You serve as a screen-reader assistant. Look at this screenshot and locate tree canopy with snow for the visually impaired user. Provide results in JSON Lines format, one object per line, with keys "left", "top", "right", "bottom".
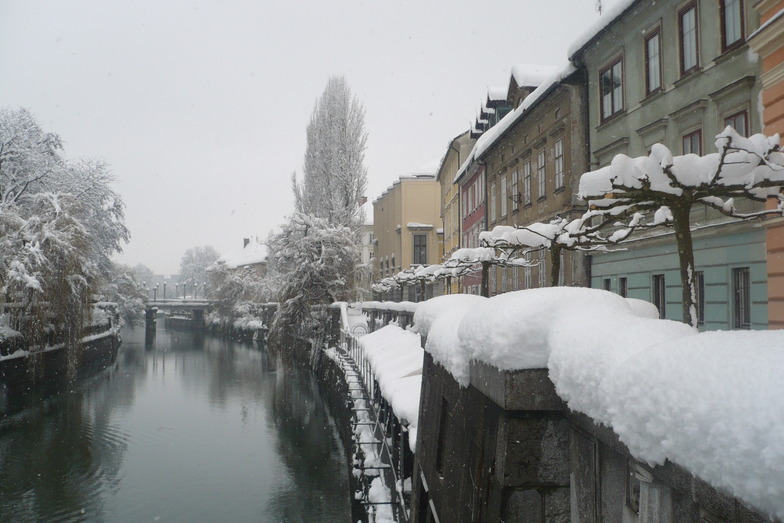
{"left": 578, "top": 127, "right": 784, "bottom": 327}
{"left": 266, "top": 213, "right": 358, "bottom": 359}
{"left": 292, "top": 76, "right": 368, "bottom": 229}
{"left": 179, "top": 245, "right": 220, "bottom": 289}
{"left": 0, "top": 108, "right": 129, "bottom": 354}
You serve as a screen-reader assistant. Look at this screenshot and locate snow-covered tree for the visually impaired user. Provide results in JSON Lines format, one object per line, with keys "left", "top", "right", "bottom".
{"left": 100, "top": 263, "right": 147, "bottom": 327}
{"left": 292, "top": 76, "right": 368, "bottom": 229}
{"left": 445, "top": 246, "right": 534, "bottom": 297}
{"left": 179, "top": 245, "right": 220, "bottom": 291}
{"left": 266, "top": 213, "right": 357, "bottom": 360}
{"left": 0, "top": 108, "right": 129, "bottom": 366}
{"left": 206, "top": 260, "right": 271, "bottom": 331}
{"left": 578, "top": 127, "right": 784, "bottom": 327}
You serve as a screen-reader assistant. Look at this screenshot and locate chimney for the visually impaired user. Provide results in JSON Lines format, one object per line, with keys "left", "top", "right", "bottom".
{"left": 243, "top": 238, "right": 250, "bottom": 248}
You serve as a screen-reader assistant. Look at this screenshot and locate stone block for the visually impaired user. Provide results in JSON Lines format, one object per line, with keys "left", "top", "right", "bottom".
{"left": 469, "top": 361, "right": 566, "bottom": 411}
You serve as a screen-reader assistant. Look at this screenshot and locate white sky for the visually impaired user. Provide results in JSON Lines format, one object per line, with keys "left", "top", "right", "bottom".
{"left": 0, "top": 0, "right": 621, "bottom": 275}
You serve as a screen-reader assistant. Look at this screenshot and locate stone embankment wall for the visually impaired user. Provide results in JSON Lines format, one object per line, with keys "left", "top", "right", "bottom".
{"left": 410, "top": 351, "right": 777, "bottom": 523}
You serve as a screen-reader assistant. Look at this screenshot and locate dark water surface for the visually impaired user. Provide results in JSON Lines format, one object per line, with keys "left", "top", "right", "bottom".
{"left": 0, "top": 325, "right": 350, "bottom": 522}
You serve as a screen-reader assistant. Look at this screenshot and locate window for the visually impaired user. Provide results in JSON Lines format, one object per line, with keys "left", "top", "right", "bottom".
{"left": 554, "top": 138, "right": 564, "bottom": 189}
{"left": 391, "top": 255, "right": 396, "bottom": 271}
{"left": 732, "top": 267, "right": 751, "bottom": 329}
{"left": 724, "top": 111, "right": 748, "bottom": 136}
{"left": 538, "top": 249, "right": 547, "bottom": 288}
{"left": 413, "top": 234, "right": 427, "bottom": 265}
{"left": 603, "top": 278, "right": 612, "bottom": 291}
{"left": 695, "top": 271, "right": 705, "bottom": 326}
{"left": 490, "top": 182, "right": 497, "bottom": 222}
{"left": 653, "top": 274, "right": 666, "bottom": 319}
{"left": 679, "top": 2, "right": 699, "bottom": 74}
{"left": 721, "top": 0, "right": 744, "bottom": 51}
{"left": 500, "top": 176, "right": 507, "bottom": 217}
{"left": 524, "top": 252, "right": 532, "bottom": 289}
{"left": 600, "top": 57, "right": 624, "bottom": 120}
{"left": 511, "top": 169, "right": 520, "bottom": 211}
{"left": 537, "top": 150, "right": 546, "bottom": 199}
{"left": 682, "top": 129, "right": 702, "bottom": 155}
{"left": 644, "top": 28, "right": 662, "bottom": 94}
{"left": 619, "top": 277, "right": 628, "bottom": 298}
{"left": 523, "top": 161, "right": 532, "bottom": 205}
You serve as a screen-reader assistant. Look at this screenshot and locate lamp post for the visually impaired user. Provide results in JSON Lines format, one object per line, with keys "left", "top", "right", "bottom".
{"left": 175, "top": 283, "right": 179, "bottom": 299}
{"left": 153, "top": 284, "right": 158, "bottom": 301}
{"left": 163, "top": 282, "right": 167, "bottom": 300}
{"left": 183, "top": 282, "right": 187, "bottom": 300}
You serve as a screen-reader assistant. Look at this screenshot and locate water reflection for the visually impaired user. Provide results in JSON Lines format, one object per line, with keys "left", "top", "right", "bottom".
{"left": 0, "top": 324, "right": 349, "bottom": 522}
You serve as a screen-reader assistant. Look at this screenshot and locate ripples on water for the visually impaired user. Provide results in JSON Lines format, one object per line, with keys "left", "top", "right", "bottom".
{"left": 0, "top": 325, "right": 350, "bottom": 522}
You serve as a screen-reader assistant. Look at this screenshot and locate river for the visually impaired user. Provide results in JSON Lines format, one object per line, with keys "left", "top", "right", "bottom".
{"left": 0, "top": 324, "right": 350, "bottom": 522}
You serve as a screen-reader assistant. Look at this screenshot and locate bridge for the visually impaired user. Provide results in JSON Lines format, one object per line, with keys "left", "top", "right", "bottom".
{"left": 144, "top": 299, "right": 214, "bottom": 330}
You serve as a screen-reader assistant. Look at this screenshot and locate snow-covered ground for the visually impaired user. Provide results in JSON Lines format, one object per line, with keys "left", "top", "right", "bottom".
{"left": 412, "top": 287, "right": 784, "bottom": 518}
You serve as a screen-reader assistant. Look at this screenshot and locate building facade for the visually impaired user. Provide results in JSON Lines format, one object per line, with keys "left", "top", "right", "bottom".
{"left": 482, "top": 68, "right": 591, "bottom": 295}
{"left": 571, "top": 0, "right": 767, "bottom": 329}
{"left": 749, "top": 0, "right": 784, "bottom": 329}
{"left": 436, "top": 131, "right": 475, "bottom": 295}
{"left": 373, "top": 173, "right": 442, "bottom": 301}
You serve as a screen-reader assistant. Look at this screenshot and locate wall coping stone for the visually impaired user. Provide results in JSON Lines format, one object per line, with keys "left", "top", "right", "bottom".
{"left": 469, "top": 361, "right": 566, "bottom": 411}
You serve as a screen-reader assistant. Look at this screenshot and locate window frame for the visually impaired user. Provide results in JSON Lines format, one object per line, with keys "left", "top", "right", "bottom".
{"left": 695, "top": 270, "right": 705, "bottom": 326}
{"left": 554, "top": 138, "right": 564, "bottom": 190}
{"left": 489, "top": 181, "right": 497, "bottom": 223}
{"left": 537, "top": 149, "right": 546, "bottom": 200}
{"left": 619, "top": 277, "right": 628, "bottom": 298}
{"left": 720, "top": 0, "right": 744, "bottom": 52}
{"left": 413, "top": 234, "right": 427, "bottom": 265}
{"left": 682, "top": 129, "right": 702, "bottom": 155}
{"left": 644, "top": 26, "right": 662, "bottom": 96}
{"left": 500, "top": 175, "right": 508, "bottom": 217}
{"left": 732, "top": 267, "right": 751, "bottom": 329}
{"left": 599, "top": 55, "right": 624, "bottom": 121}
{"left": 678, "top": 1, "right": 699, "bottom": 76}
{"left": 523, "top": 160, "right": 532, "bottom": 206}
{"left": 511, "top": 169, "right": 520, "bottom": 211}
{"left": 724, "top": 110, "right": 748, "bottom": 137}
{"left": 652, "top": 274, "right": 666, "bottom": 319}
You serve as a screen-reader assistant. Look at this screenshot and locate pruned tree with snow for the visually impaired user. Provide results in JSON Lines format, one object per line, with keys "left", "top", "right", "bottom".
{"left": 578, "top": 127, "right": 784, "bottom": 327}
{"left": 292, "top": 76, "right": 368, "bottom": 229}
{"left": 266, "top": 213, "right": 358, "bottom": 360}
{"left": 206, "top": 260, "right": 272, "bottom": 331}
{"left": 446, "top": 246, "right": 534, "bottom": 297}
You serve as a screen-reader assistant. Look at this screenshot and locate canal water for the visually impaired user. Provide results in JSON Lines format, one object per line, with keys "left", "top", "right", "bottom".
{"left": 0, "top": 324, "right": 350, "bottom": 522}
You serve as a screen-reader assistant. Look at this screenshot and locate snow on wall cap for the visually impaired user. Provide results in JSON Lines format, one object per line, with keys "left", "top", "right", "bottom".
{"left": 567, "top": 0, "right": 638, "bottom": 59}
{"left": 511, "top": 64, "right": 560, "bottom": 87}
{"left": 454, "top": 61, "right": 575, "bottom": 185}
{"left": 407, "top": 222, "right": 433, "bottom": 229}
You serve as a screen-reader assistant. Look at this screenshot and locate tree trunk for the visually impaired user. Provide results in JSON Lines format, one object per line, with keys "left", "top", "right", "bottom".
{"left": 672, "top": 203, "right": 698, "bottom": 328}
{"left": 550, "top": 246, "right": 562, "bottom": 287}
{"left": 481, "top": 261, "right": 490, "bottom": 298}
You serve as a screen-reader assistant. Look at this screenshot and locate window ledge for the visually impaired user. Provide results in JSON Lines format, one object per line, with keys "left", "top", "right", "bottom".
{"left": 537, "top": 196, "right": 547, "bottom": 203}
{"left": 597, "top": 110, "right": 627, "bottom": 130}
{"left": 640, "top": 88, "right": 665, "bottom": 106}
{"left": 554, "top": 186, "right": 565, "bottom": 194}
{"left": 714, "top": 43, "right": 745, "bottom": 65}
{"left": 674, "top": 67, "right": 702, "bottom": 88}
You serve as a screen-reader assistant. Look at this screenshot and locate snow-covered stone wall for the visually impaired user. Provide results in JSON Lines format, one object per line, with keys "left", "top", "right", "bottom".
{"left": 411, "top": 288, "right": 784, "bottom": 520}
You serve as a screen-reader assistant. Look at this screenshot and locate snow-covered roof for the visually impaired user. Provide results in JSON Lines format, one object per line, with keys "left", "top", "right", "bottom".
{"left": 511, "top": 64, "right": 560, "bottom": 88}
{"left": 487, "top": 86, "right": 507, "bottom": 102}
{"left": 221, "top": 237, "right": 267, "bottom": 269}
{"left": 454, "top": 61, "right": 576, "bottom": 185}
{"left": 373, "top": 161, "right": 439, "bottom": 203}
{"left": 567, "top": 0, "right": 638, "bottom": 59}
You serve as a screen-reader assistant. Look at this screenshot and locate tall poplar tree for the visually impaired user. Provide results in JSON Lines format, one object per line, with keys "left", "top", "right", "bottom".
{"left": 292, "top": 76, "right": 368, "bottom": 229}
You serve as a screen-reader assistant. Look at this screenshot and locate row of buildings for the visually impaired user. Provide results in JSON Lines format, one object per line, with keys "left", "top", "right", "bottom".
{"left": 370, "top": 0, "right": 784, "bottom": 331}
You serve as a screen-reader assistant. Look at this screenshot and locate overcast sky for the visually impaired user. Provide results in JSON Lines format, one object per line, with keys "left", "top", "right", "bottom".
{"left": 0, "top": 0, "right": 620, "bottom": 275}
